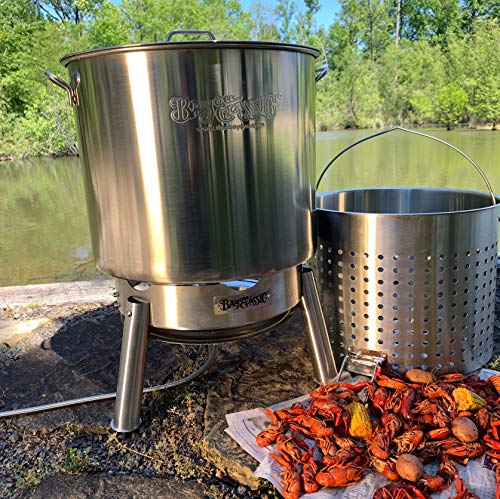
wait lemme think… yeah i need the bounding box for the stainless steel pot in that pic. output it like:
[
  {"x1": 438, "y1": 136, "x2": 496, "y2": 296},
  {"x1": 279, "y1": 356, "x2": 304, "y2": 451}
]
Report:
[{"x1": 47, "y1": 30, "x2": 327, "y2": 284}]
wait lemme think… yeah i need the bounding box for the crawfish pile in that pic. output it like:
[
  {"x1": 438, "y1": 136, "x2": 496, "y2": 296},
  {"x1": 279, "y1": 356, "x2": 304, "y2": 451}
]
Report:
[{"x1": 255, "y1": 362, "x2": 500, "y2": 499}]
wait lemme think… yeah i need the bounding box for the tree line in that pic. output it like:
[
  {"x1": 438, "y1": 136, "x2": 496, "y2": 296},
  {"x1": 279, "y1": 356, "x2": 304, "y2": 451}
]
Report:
[{"x1": 0, "y1": 0, "x2": 498, "y2": 159}]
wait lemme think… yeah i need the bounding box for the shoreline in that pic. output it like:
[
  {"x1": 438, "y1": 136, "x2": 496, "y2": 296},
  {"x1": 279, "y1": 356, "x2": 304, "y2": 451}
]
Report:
[{"x1": 1, "y1": 124, "x2": 496, "y2": 163}]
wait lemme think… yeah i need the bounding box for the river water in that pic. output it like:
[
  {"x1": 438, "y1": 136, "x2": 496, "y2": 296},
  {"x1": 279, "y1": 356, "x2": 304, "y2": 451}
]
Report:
[{"x1": 1, "y1": 129, "x2": 498, "y2": 286}]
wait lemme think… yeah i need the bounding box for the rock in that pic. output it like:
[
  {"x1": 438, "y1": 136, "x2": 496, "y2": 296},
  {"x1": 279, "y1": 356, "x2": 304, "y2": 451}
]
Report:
[
  {"x1": 23, "y1": 474, "x2": 208, "y2": 499},
  {"x1": 0, "y1": 280, "x2": 115, "y2": 308},
  {"x1": 0, "y1": 319, "x2": 50, "y2": 349}
]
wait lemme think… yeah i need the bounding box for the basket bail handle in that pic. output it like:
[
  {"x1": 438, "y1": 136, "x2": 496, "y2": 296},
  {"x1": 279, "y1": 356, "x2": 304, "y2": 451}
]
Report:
[{"x1": 316, "y1": 126, "x2": 496, "y2": 206}]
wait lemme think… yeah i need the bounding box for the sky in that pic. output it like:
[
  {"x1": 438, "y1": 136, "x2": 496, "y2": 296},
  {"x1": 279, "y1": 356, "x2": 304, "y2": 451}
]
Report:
[{"x1": 238, "y1": 0, "x2": 341, "y2": 28}]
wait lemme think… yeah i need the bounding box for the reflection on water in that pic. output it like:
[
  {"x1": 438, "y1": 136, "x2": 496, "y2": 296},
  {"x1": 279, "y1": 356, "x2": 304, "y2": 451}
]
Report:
[
  {"x1": 0, "y1": 130, "x2": 498, "y2": 286},
  {"x1": 0, "y1": 157, "x2": 102, "y2": 286}
]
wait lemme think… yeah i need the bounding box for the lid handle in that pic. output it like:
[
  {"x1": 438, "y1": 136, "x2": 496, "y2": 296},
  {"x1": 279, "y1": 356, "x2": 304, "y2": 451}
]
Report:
[
  {"x1": 165, "y1": 29, "x2": 216, "y2": 42},
  {"x1": 316, "y1": 126, "x2": 496, "y2": 206}
]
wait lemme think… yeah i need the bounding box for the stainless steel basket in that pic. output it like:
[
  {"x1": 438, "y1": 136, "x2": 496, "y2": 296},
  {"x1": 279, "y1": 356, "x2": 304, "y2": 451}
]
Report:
[{"x1": 315, "y1": 127, "x2": 500, "y2": 374}]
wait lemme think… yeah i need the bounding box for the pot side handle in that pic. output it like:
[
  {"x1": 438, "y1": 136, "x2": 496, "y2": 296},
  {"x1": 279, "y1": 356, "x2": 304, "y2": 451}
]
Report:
[
  {"x1": 315, "y1": 60, "x2": 329, "y2": 82},
  {"x1": 165, "y1": 29, "x2": 217, "y2": 42},
  {"x1": 45, "y1": 71, "x2": 80, "y2": 106}
]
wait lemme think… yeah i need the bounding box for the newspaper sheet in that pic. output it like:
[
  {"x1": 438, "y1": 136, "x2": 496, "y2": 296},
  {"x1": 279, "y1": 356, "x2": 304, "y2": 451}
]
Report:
[{"x1": 225, "y1": 368, "x2": 499, "y2": 498}]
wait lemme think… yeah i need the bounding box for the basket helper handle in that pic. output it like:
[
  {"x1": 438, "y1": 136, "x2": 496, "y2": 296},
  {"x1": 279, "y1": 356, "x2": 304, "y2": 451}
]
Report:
[{"x1": 316, "y1": 126, "x2": 496, "y2": 206}]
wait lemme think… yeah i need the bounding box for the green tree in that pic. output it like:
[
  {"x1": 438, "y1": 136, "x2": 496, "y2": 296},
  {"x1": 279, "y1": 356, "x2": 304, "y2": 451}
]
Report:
[
  {"x1": 400, "y1": 0, "x2": 462, "y2": 44},
  {"x1": 437, "y1": 83, "x2": 468, "y2": 129}
]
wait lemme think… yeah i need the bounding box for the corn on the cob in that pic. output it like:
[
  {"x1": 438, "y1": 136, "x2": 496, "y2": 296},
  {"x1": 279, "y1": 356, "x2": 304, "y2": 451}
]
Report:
[
  {"x1": 347, "y1": 401, "x2": 373, "y2": 438},
  {"x1": 452, "y1": 387, "x2": 487, "y2": 411}
]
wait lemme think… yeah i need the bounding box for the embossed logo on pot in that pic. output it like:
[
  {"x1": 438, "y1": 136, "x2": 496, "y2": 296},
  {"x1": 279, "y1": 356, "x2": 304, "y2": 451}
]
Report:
[
  {"x1": 214, "y1": 289, "x2": 271, "y2": 315},
  {"x1": 169, "y1": 94, "x2": 282, "y2": 132}
]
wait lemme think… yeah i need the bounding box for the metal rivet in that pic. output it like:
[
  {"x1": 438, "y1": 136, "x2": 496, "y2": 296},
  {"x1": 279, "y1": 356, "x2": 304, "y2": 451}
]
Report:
[{"x1": 126, "y1": 310, "x2": 132, "y2": 317}]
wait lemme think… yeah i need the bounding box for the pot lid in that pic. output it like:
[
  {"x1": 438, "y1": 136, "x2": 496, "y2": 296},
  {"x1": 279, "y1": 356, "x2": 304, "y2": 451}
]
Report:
[{"x1": 60, "y1": 29, "x2": 320, "y2": 66}]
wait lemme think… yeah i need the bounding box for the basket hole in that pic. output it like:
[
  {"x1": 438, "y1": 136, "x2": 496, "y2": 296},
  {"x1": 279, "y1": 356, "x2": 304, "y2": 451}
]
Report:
[
  {"x1": 350, "y1": 263, "x2": 355, "y2": 269},
  {"x1": 437, "y1": 340, "x2": 442, "y2": 346},
  {"x1": 378, "y1": 279, "x2": 384, "y2": 285},
  {"x1": 393, "y1": 280, "x2": 400, "y2": 285},
  {"x1": 421, "y1": 354, "x2": 428, "y2": 359},
  {"x1": 454, "y1": 253, "x2": 459, "y2": 258},
  {"x1": 426, "y1": 255, "x2": 432, "y2": 261},
  {"x1": 393, "y1": 329, "x2": 399, "y2": 334},
  {"x1": 337, "y1": 249, "x2": 343, "y2": 255},
  {"x1": 393, "y1": 305, "x2": 399, "y2": 311},
  {"x1": 350, "y1": 251, "x2": 355, "y2": 256},
  {"x1": 423, "y1": 329, "x2": 429, "y2": 335},
  {"x1": 393, "y1": 268, "x2": 399, "y2": 274},
  {"x1": 409, "y1": 255, "x2": 415, "y2": 261},
  {"x1": 364, "y1": 337, "x2": 369, "y2": 342},
  {"x1": 466, "y1": 250, "x2": 471, "y2": 256},
  {"x1": 393, "y1": 341, "x2": 399, "y2": 346},
  {"x1": 408, "y1": 280, "x2": 415, "y2": 286},
  {"x1": 378, "y1": 254, "x2": 384, "y2": 260},
  {"x1": 407, "y1": 354, "x2": 413, "y2": 359},
  {"x1": 378, "y1": 316, "x2": 384, "y2": 321},
  {"x1": 363, "y1": 252, "x2": 369, "y2": 258},
  {"x1": 378, "y1": 339, "x2": 384, "y2": 344},
  {"x1": 409, "y1": 268, "x2": 415, "y2": 274},
  {"x1": 407, "y1": 342, "x2": 414, "y2": 347},
  {"x1": 378, "y1": 267, "x2": 384, "y2": 272},
  {"x1": 393, "y1": 255, "x2": 400, "y2": 260},
  {"x1": 439, "y1": 254, "x2": 445, "y2": 260}
]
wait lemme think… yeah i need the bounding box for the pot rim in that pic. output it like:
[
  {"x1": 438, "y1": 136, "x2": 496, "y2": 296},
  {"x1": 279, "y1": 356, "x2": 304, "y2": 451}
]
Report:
[
  {"x1": 60, "y1": 40, "x2": 320, "y2": 66},
  {"x1": 316, "y1": 187, "x2": 500, "y2": 217}
]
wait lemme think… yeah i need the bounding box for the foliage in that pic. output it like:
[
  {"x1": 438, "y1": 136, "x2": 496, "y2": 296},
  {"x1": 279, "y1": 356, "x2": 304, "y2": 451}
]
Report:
[
  {"x1": 437, "y1": 83, "x2": 468, "y2": 129},
  {"x1": 0, "y1": 0, "x2": 498, "y2": 159}
]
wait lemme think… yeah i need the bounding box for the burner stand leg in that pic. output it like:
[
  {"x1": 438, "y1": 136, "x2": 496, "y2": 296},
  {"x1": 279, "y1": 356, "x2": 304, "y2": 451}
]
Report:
[
  {"x1": 300, "y1": 268, "x2": 337, "y2": 384},
  {"x1": 111, "y1": 298, "x2": 149, "y2": 432}
]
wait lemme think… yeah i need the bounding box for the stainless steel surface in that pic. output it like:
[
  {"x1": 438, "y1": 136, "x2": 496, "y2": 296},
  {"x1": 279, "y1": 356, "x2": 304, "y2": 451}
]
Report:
[
  {"x1": 59, "y1": 41, "x2": 320, "y2": 65},
  {"x1": 111, "y1": 298, "x2": 150, "y2": 432},
  {"x1": 336, "y1": 349, "x2": 387, "y2": 379},
  {"x1": 149, "y1": 309, "x2": 294, "y2": 344},
  {"x1": 0, "y1": 345, "x2": 216, "y2": 419},
  {"x1": 316, "y1": 127, "x2": 496, "y2": 205},
  {"x1": 300, "y1": 267, "x2": 337, "y2": 383},
  {"x1": 316, "y1": 187, "x2": 500, "y2": 373},
  {"x1": 48, "y1": 42, "x2": 322, "y2": 283},
  {"x1": 115, "y1": 267, "x2": 301, "y2": 331}
]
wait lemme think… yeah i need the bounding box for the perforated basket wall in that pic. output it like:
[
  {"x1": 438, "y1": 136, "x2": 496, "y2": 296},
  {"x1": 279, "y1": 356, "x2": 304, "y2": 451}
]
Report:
[{"x1": 315, "y1": 188, "x2": 499, "y2": 374}]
